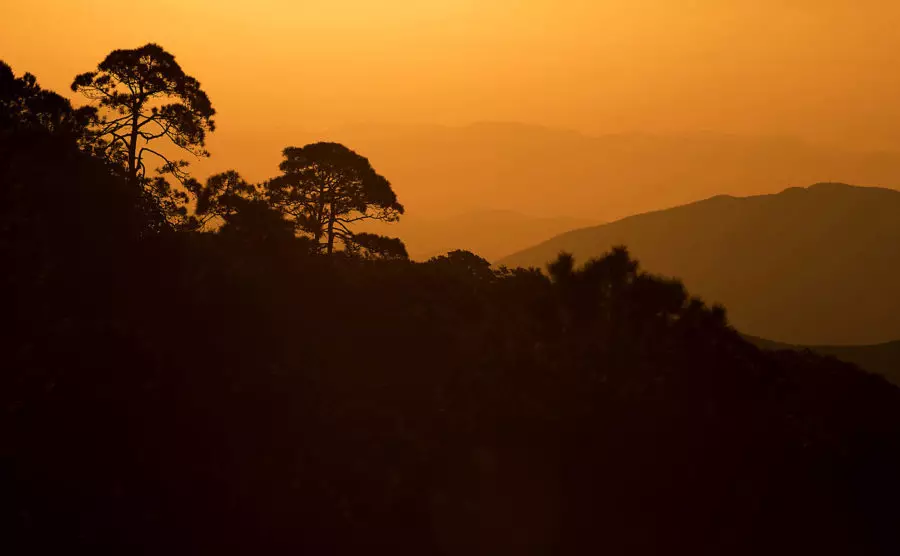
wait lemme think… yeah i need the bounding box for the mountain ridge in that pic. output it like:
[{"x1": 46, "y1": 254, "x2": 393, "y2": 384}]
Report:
[{"x1": 507, "y1": 182, "x2": 899, "y2": 254}]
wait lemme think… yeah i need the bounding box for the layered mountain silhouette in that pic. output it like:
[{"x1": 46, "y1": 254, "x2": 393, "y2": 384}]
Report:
[
  {"x1": 500, "y1": 183, "x2": 900, "y2": 346},
  {"x1": 302, "y1": 123, "x2": 900, "y2": 221},
  {"x1": 200, "y1": 122, "x2": 900, "y2": 261}
]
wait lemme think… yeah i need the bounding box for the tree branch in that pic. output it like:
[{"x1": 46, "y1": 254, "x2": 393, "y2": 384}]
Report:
[
  {"x1": 336, "y1": 214, "x2": 377, "y2": 224},
  {"x1": 139, "y1": 147, "x2": 190, "y2": 185}
]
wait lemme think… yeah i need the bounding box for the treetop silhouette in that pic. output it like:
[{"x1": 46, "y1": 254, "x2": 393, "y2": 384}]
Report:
[
  {"x1": 188, "y1": 170, "x2": 259, "y2": 229},
  {"x1": 346, "y1": 232, "x2": 409, "y2": 260},
  {"x1": 266, "y1": 142, "x2": 405, "y2": 254},
  {"x1": 71, "y1": 43, "x2": 216, "y2": 184},
  {"x1": 1, "y1": 61, "x2": 95, "y2": 141}
]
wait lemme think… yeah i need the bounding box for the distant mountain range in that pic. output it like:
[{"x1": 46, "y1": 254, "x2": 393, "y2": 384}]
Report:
[
  {"x1": 499, "y1": 183, "x2": 900, "y2": 346},
  {"x1": 744, "y1": 335, "x2": 900, "y2": 387},
  {"x1": 304, "y1": 122, "x2": 900, "y2": 222},
  {"x1": 200, "y1": 122, "x2": 900, "y2": 262}
]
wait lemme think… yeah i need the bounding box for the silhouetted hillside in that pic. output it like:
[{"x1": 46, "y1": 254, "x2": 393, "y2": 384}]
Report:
[
  {"x1": 745, "y1": 336, "x2": 900, "y2": 386},
  {"x1": 500, "y1": 183, "x2": 900, "y2": 345},
  {"x1": 6, "y1": 59, "x2": 900, "y2": 556}
]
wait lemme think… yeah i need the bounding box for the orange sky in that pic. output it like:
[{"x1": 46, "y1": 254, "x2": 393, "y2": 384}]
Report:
[{"x1": 4, "y1": 1, "x2": 900, "y2": 185}]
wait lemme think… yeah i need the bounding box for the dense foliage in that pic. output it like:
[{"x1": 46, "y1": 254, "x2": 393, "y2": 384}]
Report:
[
  {"x1": 267, "y1": 142, "x2": 405, "y2": 254},
  {"x1": 3, "y1": 59, "x2": 900, "y2": 556}
]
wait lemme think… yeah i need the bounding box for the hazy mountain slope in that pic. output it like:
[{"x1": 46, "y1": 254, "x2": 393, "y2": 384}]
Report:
[
  {"x1": 499, "y1": 183, "x2": 900, "y2": 345},
  {"x1": 358, "y1": 210, "x2": 594, "y2": 261},
  {"x1": 745, "y1": 335, "x2": 900, "y2": 386}
]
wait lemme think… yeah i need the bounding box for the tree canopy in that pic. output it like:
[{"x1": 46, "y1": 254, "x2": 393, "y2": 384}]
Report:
[
  {"x1": 266, "y1": 142, "x2": 405, "y2": 254},
  {"x1": 71, "y1": 43, "x2": 216, "y2": 185},
  {"x1": 187, "y1": 170, "x2": 259, "y2": 230}
]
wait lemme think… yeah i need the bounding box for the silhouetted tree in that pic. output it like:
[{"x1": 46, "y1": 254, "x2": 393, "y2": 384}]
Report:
[
  {"x1": 345, "y1": 232, "x2": 409, "y2": 260},
  {"x1": 266, "y1": 142, "x2": 404, "y2": 254},
  {"x1": 71, "y1": 43, "x2": 215, "y2": 185},
  {"x1": 547, "y1": 251, "x2": 576, "y2": 284},
  {"x1": 188, "y1": 170, "x2": 258, "y2": 230},
  {"x1": 426, "y1": 249, "x2": 495, "y2": 281}
]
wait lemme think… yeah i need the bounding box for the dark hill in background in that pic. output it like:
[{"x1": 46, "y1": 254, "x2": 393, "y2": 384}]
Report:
[{"x1": 499, "y1": 183, "x2": 900, "y2": 346}]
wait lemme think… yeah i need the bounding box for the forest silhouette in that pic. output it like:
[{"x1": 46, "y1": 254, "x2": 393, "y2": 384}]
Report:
[{"x1": 3, "y1": 45, "x2": 900, "y2": 555}]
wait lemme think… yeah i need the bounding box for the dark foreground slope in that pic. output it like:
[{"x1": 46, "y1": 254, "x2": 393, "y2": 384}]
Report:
[
  {"x1": 746, "y1": 336, "x2": 900, "y2": 386},
  {"x1": 4, "y1": 69, "x2": 900, "y2": 556},
  {"x1": 500, "y1": 183, "x2": 900, "y2": 346}
]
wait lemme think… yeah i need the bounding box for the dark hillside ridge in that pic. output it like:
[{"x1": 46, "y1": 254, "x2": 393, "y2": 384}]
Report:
[{"x1": 745, "y1": 335, "x2": 900, "y2": 386}]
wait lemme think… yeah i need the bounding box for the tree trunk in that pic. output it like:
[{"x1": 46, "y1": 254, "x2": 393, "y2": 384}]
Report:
[
  {"x1": 317, "y1": 184, "x2": 330, "y2": 254},
  {"x1": 128, "y1": 108, "x2": 139, "y2": 182},
  {"x1": 326, "y1": 212, "x2": 336, "y2": 255}
]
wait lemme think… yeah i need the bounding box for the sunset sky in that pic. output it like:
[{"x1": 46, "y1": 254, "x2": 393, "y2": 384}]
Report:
[
  {"x1": 4, "y1": 1, "x2": 900, "y2": 138},
  {"x1": 4, "y1": 1, "x2": 900, "y2": 217}
]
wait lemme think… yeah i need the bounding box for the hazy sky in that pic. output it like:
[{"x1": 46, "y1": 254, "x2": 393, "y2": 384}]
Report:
[
  {"x1": 4, "y1": 1, "x2": 900, "y2": 139},
  {"x1": 4, "y1": 0, "x2": 900, "y2": 209}
]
